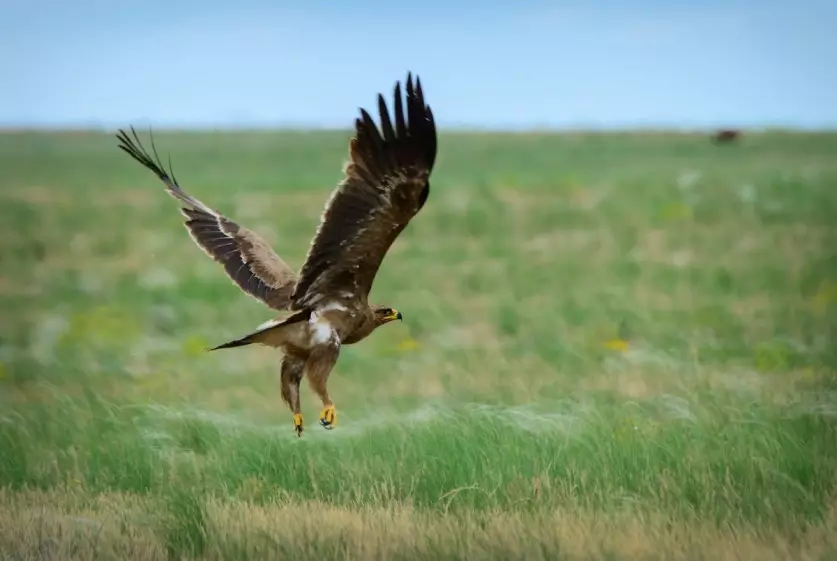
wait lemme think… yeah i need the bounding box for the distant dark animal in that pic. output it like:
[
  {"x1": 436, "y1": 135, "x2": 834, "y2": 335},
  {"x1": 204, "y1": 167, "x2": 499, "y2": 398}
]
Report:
[{"x1": 712, "y1": 129, "x2": 741, "y2": 144}]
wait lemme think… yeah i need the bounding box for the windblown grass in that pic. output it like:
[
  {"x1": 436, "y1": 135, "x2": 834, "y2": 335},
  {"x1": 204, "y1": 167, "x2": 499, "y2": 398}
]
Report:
[{"x1": 1, "y1": 129, "x2": 836, "y2": 559}]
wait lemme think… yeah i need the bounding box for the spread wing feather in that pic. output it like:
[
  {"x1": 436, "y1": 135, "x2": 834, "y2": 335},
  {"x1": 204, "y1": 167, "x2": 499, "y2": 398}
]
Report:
[
  {"x1": 289, "y1": 73, "x2": 437, "y2": 310},
  {"x1": 116, "y1": 127, "x2": 298, "y2": 311}
]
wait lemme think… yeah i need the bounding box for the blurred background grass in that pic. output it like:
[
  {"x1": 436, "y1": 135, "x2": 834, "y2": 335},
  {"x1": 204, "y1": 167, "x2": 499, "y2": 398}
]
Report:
[{"x1": 1, "y1": 130, "x2": 836, "y2": 559}]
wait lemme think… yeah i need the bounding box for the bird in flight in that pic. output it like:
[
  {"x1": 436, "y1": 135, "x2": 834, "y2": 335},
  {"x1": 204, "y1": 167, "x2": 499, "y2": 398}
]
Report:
[{"x1": 116, "y1": 73, "x2": 437, "y2": 437}]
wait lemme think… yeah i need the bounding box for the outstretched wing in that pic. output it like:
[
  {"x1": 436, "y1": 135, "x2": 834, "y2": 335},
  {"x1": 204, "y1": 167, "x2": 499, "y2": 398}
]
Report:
[
  {"x1": 116, "y1": 127, "x2": 299, "y2": 311},
  {"x1": 289, "y1": 73, "x2": 437, "y2": 310}
]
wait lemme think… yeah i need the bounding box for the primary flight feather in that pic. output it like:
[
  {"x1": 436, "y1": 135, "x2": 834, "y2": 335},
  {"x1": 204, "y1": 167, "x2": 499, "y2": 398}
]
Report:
[{"x1": 116, "y1": 128, "x2": 300, "y2": 311}]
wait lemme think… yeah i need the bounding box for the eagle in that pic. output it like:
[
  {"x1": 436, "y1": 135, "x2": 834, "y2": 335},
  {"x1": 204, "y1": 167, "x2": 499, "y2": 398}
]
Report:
[{"x1": 116, "y1": 73, "x2": 437, "y2": 436}]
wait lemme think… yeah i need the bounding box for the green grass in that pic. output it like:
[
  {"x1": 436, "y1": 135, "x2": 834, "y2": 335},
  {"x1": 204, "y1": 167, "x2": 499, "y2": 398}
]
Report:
[{"x1": 1, "y1": 129, "x2": 836, "y2": 560}]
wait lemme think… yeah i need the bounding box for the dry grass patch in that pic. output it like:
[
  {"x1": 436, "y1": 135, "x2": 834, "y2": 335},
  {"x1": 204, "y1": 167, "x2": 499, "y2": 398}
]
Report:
[{"x1": 2, "y1": 490, "x2": 837, "y2": 560}]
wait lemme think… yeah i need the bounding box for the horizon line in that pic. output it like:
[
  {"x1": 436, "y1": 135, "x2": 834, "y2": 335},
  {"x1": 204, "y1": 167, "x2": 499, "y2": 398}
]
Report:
[{"x1": 3, "y1": 123, "x2": 837, "y2": 134}]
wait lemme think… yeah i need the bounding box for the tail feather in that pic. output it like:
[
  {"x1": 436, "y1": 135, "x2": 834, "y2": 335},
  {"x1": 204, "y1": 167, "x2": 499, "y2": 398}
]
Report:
[
  {"x1": 209, "y1": 336, "x2": 256, "y2": 351},
  {"x1": 207, "y1": 310, "x2": 310, "y2": 352}
]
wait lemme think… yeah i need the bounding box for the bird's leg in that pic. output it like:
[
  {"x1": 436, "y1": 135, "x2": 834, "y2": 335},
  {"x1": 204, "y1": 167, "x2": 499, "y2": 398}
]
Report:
[
  {"x1": 305, "y1": 343, "x2": 340, "y2": 430},
  {"x1": 280, "y1": 356, "x2": 305, "y2": 437}
]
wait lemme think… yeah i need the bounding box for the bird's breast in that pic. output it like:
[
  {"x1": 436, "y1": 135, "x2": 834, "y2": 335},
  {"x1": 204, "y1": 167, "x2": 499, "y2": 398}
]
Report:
[{"x1": 308, "y1": 300, "x2": 363, "y2": 345}]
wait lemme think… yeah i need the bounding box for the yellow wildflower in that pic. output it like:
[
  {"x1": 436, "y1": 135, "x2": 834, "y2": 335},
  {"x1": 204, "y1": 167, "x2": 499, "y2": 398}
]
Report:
[
  {"x1": 396, "y1": 338, "x2": 420, "y2": 352},
  {"x1": 604, "y1": 338, "x2": 630, "y2": 352}
]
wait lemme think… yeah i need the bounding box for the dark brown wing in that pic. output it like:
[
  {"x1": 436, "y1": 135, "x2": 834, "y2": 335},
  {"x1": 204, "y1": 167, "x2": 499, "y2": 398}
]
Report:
[
  {"x1": 289, "y1": 72, "x2": 437, "y2": 310},
  {"x1": 116, "y1": 127, "x2": 299, "y2": 311}
]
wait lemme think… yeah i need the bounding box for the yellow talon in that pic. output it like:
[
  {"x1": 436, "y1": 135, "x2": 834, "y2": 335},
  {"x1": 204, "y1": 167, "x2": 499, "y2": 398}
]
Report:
[
  {"x1": 293, "y1": 413, "x2": 304, "y2": 437},
  {"x1": 319, "y1": 405, "x2": 336, "y2": 429}
]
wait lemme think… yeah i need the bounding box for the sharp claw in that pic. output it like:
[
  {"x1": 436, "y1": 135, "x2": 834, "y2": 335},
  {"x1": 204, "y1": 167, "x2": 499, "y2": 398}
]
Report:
[
  {"x1": 293, "y1": 413, "x2": 304, "y2": 437},
  {"x1": 319, "y1": 405, "x2": 336, "y2": 430}
]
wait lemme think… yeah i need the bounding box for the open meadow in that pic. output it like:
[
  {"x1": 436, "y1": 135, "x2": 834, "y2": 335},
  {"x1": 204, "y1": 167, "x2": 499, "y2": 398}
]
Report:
[{"x1": 1, "y1": 129, "x2": 836, "y2": 560}]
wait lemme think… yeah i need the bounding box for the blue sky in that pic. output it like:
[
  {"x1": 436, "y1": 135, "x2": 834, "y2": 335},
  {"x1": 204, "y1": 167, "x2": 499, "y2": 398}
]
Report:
[{"x1": 2, "y1": 0, "x2": 835, "y2": 130}]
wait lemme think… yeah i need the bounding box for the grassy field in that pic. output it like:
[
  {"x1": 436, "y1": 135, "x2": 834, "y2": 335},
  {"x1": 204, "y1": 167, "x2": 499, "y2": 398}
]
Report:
[{"x1": 1, "y1": 129, "x2": 836, "y2": 560}]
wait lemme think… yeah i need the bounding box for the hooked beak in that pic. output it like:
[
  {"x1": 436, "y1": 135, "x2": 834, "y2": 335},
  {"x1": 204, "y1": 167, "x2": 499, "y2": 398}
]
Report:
[{"x1": 388, "y1": 309, "x2": 403, "y2": 322}]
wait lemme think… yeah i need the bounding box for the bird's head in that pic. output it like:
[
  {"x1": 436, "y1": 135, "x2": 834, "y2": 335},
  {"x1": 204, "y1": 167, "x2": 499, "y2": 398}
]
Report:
[{"x1": 372, "y1": 305, "x2": 403, "y2": 327}]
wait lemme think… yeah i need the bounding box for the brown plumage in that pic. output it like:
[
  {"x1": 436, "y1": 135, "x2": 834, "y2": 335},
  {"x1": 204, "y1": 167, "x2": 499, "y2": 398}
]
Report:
[
  {"x1": 116, "y1": 72, "x2": 437, "y2": 436},
  {"x1": 116, "y1": 130, "x2": 299, "y2": 311}
]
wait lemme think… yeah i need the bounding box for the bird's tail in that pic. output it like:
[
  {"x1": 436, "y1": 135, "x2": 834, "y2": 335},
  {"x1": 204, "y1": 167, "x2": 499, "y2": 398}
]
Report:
[
  {"x1": 207, "y1": 310, "x2": 309, "y2": 351},
  {"x1": 209, "y1": 323, "x2": 276, "y2": 351},
  {"x1": 209, "y1": 334, "x2": 257, "y2": 351}
]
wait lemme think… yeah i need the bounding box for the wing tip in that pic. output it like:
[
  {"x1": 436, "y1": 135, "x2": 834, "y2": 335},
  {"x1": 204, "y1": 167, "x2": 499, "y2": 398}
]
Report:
[
  {"x1": 353, "y1": 71, "x2": 437, "y2": 171},
  {"x1": 115, "y1": 124, "x2": 177, "y2": 184}
]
